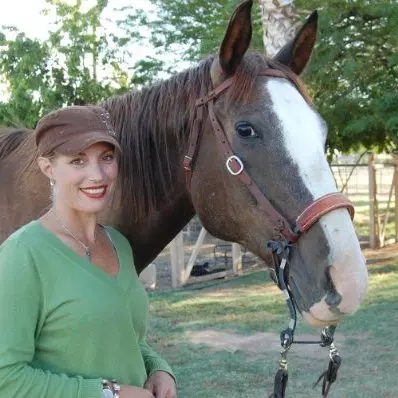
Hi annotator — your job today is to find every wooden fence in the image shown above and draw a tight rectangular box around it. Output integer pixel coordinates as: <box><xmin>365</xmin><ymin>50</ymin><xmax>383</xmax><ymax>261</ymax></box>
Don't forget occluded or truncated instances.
<box><xmin>332</xmin><ymin>152</ymin><xmax>398</xmax><ymax>249</ymax></box>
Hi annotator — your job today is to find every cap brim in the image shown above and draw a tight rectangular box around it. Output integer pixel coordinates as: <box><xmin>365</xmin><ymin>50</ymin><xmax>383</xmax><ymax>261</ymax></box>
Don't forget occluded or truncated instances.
<box><xmin>54</xmin><ymin>131</ymin><xmax>122</xmax><ymax>155</ymax></box>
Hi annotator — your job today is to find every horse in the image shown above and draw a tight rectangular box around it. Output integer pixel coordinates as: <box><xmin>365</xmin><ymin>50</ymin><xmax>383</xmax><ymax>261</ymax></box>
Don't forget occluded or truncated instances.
<box><xmin>0</xmin><ymin>0</ymin><xmax>367</xmax><ymax>331</ymax></box>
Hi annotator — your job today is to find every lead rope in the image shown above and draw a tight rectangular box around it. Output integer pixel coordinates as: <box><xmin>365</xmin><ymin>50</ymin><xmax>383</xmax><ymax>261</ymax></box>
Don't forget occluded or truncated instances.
<box><xmin>267</xmin><ymin>240</ymin><xmax>342</xmax><ymax>398</ymax></box>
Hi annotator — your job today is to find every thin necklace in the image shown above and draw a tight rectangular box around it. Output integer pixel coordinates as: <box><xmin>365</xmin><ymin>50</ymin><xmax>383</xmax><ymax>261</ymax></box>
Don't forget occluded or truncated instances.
<box><xmin>52</xmin><ymin>211</ymin><xmax>97</xmax><ymax>262</ymax></box>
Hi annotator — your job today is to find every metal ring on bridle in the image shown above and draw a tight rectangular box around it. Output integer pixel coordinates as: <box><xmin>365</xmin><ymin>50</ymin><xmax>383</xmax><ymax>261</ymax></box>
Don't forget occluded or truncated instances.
<box><xmin>226</xmin><ymin>155</ymin><xmax>244</xmax><ymax>176</ymax></box>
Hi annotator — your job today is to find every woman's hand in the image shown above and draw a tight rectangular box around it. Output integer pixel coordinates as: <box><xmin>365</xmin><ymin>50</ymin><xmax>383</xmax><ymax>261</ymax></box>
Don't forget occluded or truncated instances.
<box><xmin>144</xmin><ymin>371</ymin><xmax>177</xmax><ymax>398</ymax></box>
<box><xmin>119</xmin><ymin>384</ymin><xmax>155</xmax><ymax>398</ymax></box>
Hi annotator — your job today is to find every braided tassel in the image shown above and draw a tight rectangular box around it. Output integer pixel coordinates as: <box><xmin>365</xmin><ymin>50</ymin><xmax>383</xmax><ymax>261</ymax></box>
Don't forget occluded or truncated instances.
<box><xmin>270</xmin><ymin>343</ymin><xmax>290</xmax><ymax>398</ymax></box>
<box><xmin>314</xmin><ymin>343</ymin><xmax>342</xmax><ymax>397</ymax></box>
<box><xmin>272</xmin><ymin>367</ymin><xmax>288</xmax><ymax>398</ymax></box>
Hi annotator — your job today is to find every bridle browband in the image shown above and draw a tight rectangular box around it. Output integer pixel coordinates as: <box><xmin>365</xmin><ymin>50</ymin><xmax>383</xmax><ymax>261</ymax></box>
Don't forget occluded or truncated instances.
<box><xmin>184</xmin><ymin>68</ymin><xmax>355</xmax><ymax>397</ymax></box>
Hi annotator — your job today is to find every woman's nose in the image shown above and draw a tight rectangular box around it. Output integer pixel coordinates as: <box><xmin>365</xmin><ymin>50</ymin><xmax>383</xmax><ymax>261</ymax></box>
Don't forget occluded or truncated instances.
<box><xmin>87</xmin><ymin>162</ymin><xmax>105</xmax><ymax>182</ymax></box>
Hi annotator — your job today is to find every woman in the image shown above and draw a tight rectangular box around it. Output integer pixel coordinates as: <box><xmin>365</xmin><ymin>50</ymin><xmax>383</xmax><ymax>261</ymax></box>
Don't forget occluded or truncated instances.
<box><xmin>0</xmin><ymin>105</ymin><xmax>176</xmax><ymax>398</ymax></box>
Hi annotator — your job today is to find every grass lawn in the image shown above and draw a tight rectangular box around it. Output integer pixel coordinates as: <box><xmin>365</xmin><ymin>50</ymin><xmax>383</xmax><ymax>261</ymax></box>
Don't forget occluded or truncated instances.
<box><xmin>147</xmin><ymin>261</ymin><xmax>398</xmax><ymax>397</ymax></box>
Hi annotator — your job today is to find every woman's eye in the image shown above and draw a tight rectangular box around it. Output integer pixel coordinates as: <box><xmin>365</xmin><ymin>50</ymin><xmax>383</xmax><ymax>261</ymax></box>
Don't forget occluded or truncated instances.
<box><xmin>236</xmin><ymin>124</ymin><xmax>257</xmax><ymax>139</ymax></box>
<box><xmin>102</xmin><ymin>153</ymin><xmax>114</xmax><ymax>161</ymax></box>
<box><xmin>71</xmin><ymin>159</ymin><xmax>84</xmax><ymax>166</ymax></box>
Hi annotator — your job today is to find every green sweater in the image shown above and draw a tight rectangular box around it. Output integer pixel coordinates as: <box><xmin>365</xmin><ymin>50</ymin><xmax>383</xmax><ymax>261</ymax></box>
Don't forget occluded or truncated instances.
<box><xmin>0</xmin><ymin>220</ymin><xmax>173</xmax><ymax>398</ymax></box>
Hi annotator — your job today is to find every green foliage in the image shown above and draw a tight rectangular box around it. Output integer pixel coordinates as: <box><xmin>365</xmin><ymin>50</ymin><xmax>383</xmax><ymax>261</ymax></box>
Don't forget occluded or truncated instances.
<box><xmin>147</xmin><ymin>0</ymin><xmax>264</xmax><ymax>66</ymax></box>
<box><xmin>296</xmin><ymin>0</ymin><xmax>398</xmax><ymax>153</ymax></box>
<box><xmin>0</xmin><ymin>32</ymin><xmax>50</xmax><ymax>127</ymax></box>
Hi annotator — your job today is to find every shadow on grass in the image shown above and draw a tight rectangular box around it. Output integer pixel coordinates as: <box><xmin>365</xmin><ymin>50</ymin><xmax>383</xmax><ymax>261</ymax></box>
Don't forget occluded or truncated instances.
<box><xmin>149</xmin><ymin>271</ymin><xmax>288</xmax><ymax>335</ymax></box>
<box><xmin>367</xmin><ymin>262</ymin><xmax>398</xmax><ymax>274</ymax></box>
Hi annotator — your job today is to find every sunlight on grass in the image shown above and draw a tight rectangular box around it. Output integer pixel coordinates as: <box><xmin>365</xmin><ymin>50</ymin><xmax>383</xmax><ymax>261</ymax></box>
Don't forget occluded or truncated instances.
<box><xmin>165</xmin><ymin>286</ymin><xmax>280</xmax><ymax>309</ymax></box>
<box><xmin>366</xmin><ymin>269</ymin><xmax>398</xmax><ymax>302</ymax></box>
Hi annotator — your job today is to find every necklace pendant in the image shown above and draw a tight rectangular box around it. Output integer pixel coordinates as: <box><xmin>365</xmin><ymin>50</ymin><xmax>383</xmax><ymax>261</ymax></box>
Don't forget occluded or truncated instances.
<box><xmin>85</xmin><ymin>249</ymin><xmax>92</xmax><ymax>262</ymax></box>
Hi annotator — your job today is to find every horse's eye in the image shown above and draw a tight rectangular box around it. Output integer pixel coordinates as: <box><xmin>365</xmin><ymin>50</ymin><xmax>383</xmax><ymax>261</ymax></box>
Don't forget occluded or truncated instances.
<box><xmin>236</xmin><ymin>123</ymin><xmax>257</xmax><ymax>139</ymax></box>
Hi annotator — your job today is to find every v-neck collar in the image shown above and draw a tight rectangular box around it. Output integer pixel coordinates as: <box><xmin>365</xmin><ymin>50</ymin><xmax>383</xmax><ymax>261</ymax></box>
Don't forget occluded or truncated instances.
<box><xmin>32</xmin><ymin>220</ymin><xmax>132</xmax><ymax>292</ymax></box>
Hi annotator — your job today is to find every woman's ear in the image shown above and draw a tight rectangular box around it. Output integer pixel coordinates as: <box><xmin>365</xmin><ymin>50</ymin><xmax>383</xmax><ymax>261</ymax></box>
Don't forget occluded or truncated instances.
<box><xmin>37</xmin><ymin>156</ymin><xmax>55</xmax><ymax>181</ymax></box>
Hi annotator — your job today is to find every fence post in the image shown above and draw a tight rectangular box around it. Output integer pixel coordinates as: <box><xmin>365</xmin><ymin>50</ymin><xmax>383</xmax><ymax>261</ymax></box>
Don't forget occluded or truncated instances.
<box><xmin>181</xmin><ymin>227</ymin><xmax>207</xmax><ymax>285</ymax></box>
<box><xmin>170</xmin><ymin>232</ymin><xmax>185</xmax><ymax>288</ymax></box>
<box><xmin>368</xmin><ymin>153</ymin><xmax>379</xmax><ymax>248</ymax></box>
<box><xmin>394</xmin><ymin>154</ymin><xmax>398</xmax><ymax>242</ymax></box>
<box><xmin>232</xmin><ymin>243</ymin><xmax>242</xmax><ymax>275</ymax></box>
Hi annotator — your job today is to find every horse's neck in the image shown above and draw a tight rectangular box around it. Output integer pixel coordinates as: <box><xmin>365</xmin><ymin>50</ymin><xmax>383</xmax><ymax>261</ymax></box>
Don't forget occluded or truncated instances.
<box><xmin>118</xmin><ymin>193</ymin><xmax>195</xmax><ymax>274</ymax></box>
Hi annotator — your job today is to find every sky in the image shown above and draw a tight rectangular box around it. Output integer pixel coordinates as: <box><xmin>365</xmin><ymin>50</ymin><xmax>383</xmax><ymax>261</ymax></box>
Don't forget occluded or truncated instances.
<box><xmin>0</xmin><ymin>0</ymin><xmax>49</xmax><ymax>40</ymax></box>
<box><xmin>0</xmin><ymin>0</ymin><xmax>154</xmax><ymax>42</ymax></box>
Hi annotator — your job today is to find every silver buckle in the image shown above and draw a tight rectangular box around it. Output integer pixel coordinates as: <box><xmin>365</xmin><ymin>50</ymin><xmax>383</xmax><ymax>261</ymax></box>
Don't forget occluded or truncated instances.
<box><xmin>226</xmin><ymin>155</ymin><xmax>244</xmax><ymax>176</ymax></box>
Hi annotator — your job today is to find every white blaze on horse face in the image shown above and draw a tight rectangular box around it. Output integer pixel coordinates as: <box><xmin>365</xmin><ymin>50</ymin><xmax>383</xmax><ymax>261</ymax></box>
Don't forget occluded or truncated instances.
<box><xmin>267</xmin><ymin>79</ymin><xmax>368</xmax><ymax>324</ymax></box>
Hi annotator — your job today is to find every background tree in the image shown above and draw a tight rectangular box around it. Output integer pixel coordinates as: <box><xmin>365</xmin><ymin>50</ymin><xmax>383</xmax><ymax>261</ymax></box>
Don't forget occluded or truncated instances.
<box><xmin>147</xmin><ymin>0</ymin><xmax>264</xmax><ymax>67</ymax></box>
<box><xmin>0</xmin><ymin>31</ymin><xmax>51</xmax><ymax>127</ymax></box>
<box><xmin>259</xmin><ymin>0</ymin><xmax>300</xmax><ymax>56</ymax></box>
<box><xmin>296</xmin><ymin>0</ymin><xmax>398</xmax><ymax>153</ymax></box>
<box><xmin>0</xmin><ymin>0</ymin><xmax>144</xmax><ymax>127</ymax></box>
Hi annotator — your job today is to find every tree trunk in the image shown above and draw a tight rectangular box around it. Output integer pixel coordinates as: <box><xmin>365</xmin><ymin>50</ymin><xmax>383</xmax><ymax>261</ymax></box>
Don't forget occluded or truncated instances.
<box><xmin>259</xmin><ymin>0</ymin><xmax>300</xmax><ymax>56</ymax></box>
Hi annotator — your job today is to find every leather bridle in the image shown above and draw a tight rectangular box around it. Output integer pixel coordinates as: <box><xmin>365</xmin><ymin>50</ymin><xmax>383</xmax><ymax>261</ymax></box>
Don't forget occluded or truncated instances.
<box><xmin>184</xmin><ymin>69</ymin><xmax>354</xmax><ymax>242</ymax></box>
<box><xmin>183</xmin><ymin>68</ymin><xmax>355</xmax><ymax>397</ymax></box>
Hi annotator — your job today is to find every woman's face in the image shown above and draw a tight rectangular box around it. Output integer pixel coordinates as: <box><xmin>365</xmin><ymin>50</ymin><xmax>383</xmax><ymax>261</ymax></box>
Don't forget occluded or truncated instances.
<box><xmin>43</xmin><ymin>142</ymin><xmax>118</xmax><ymax>214</ymax></box>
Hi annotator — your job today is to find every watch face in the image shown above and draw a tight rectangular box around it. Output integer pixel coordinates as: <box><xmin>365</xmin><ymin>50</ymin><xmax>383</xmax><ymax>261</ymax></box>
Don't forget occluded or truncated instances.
<box><xmin>102</xmin><ymin>388</ymin><xmax>114</xmax><ymax>398</ymax></box>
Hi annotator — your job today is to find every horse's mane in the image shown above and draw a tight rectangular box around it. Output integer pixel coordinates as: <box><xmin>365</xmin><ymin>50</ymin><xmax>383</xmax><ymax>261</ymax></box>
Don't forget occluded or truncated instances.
<box><xmin>0</xmin><ymin>128</ymin><xmax>31</xmax><ymax>160</ymax></box>
<box><xmin>0</xmin><ymin>52</ymin><xmax>299</xmax><ymax>223</ymax></box>
<box><xmin>104</xmin><ymin>52</ymin><xmax>273</xmax><ymax>221</ymax></box>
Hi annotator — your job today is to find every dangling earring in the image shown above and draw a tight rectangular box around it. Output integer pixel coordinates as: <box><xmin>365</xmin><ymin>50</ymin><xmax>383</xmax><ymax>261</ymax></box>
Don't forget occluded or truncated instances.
<box><xmin>50</xmin><ymin>180</ymin><xmax>55</xmax><ymax>187</ymax></box>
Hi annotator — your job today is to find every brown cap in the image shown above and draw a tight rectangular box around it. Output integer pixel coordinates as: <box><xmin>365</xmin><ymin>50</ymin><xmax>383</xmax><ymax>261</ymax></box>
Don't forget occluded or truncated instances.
<box><xmin>35</xmin><ymin>105</ymin><xmax>121</xmax><ymax>156</ymax></box>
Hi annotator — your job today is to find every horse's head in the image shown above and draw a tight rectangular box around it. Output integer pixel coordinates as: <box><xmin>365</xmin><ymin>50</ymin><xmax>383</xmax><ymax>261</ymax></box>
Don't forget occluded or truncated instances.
<box><xmin>189</xmin><ymin>0</ymin><xmax>368</xmax><ymax>327</ymax></box>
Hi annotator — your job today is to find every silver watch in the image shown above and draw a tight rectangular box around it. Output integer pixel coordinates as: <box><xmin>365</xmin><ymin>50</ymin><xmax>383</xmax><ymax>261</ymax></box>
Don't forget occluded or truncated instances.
<box><xmin>102</xmin><ymin>387</ymin><xmax>113</xmax><ymax>398</ymax></box>
<box><xmin>102</xmin><ymin>379</ymin><xmax>120</xmax><ymax>398</ymax></box>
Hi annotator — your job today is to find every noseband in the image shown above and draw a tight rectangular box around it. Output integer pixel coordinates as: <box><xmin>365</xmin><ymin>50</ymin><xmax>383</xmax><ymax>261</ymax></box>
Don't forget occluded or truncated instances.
<box><xmin>184</xmin><ymin>68</ymin><xmax>355</xmax><ymax>397</ymax></box>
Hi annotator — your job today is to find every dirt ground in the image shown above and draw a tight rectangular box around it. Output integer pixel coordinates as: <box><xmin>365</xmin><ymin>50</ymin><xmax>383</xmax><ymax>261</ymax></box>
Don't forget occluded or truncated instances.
<box><xmin>185</xmin><ymin>329</ymin><xmax>352</xmax><ymax>360</ymax></box>
<box><xmin>363</xmin><ymin>241</ymin><xmax>398</xmax><ymax>264</ymax></box>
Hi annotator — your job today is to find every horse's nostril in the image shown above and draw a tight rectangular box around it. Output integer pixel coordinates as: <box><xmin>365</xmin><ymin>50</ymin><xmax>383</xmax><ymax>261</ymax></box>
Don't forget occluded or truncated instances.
<box><xmin>324</xmin><ymin>267</ymin><xmax>342</xmax><ymax>307</ymax></box>
<box><xmin>325</xmin><ymin>289</ymin><xmax>342</xmax><ymax>307</ymax></box>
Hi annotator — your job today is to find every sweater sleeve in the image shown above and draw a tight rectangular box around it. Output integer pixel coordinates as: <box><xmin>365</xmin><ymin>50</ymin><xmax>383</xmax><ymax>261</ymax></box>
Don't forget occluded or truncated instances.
<box><xmin>139</xmin><ymin>338</ymin><xmax>175</xmax><ymax>381</ymax></box>
<box><xmin>0</xmin><ymin>237</ymin><xmax>102</xmax><ymax>398</ymax></box>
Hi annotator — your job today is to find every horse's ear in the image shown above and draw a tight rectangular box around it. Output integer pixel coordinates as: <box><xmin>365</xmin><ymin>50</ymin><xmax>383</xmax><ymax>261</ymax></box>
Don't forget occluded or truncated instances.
<box><xmin>218</xmin><ymin>0</ymin><xmax>253</xmax><ymax>76</ymax></box>
<box><xmin>273</xmin><ymin>11</ymin><xmax>318</xmax><ymax>75</ymax></box>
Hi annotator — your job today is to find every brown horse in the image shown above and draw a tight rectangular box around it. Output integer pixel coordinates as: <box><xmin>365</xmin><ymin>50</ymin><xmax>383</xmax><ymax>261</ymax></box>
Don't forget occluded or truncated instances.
<box><xmin>0</xmin><ymin>0</ymin><xmax>367</xmax><ymax>328</ymax></box>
